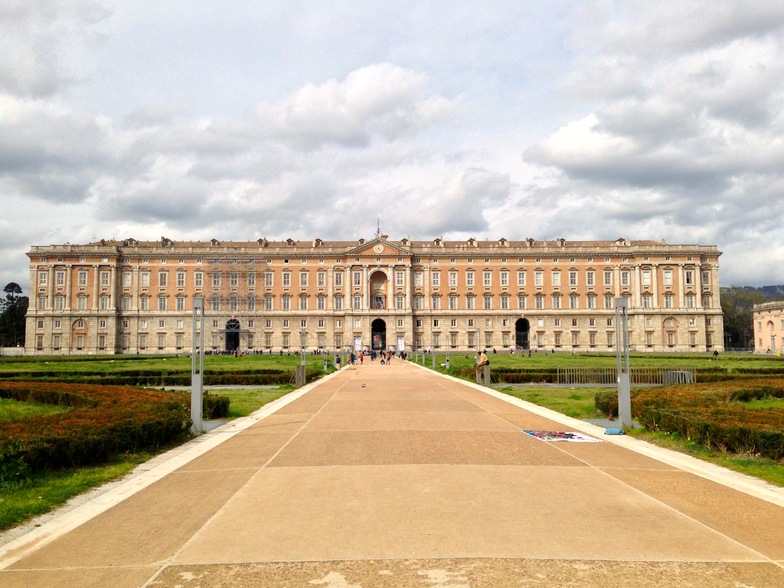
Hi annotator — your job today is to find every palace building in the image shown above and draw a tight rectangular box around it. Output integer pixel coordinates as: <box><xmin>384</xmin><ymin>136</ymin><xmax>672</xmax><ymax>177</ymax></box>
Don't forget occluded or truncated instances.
<box><xmin>752</xmin><ymin>301</ymin><xmax>784</xmax><ymax>354</ymax></box>
<box><xmin>25</xmin><ymin>235</ymin><xmax>723</xmax><ymax>355</ymax></box>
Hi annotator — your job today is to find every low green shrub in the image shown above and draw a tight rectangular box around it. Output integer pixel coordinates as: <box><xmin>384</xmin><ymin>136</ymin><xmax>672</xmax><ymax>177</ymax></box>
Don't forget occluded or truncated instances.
<box><xmin>0</xmin><ymin>382</ymin><xmax>191</xmax><ymax>481</ymax></box>
<box><xmin>627</xmin><ymin>379</ymin><xmax>784</xmax><ymax>460</ymax></box>
<box><xmin>203</xmin><ymin>393</ymin><xmax>230</xmax><ymax>419</ymax></box>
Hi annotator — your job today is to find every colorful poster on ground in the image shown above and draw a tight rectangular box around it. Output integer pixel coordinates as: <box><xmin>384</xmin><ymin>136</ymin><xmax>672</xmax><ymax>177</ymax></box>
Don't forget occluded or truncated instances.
<box><xmin>523</xmin><ymin>430</ymin><xmax>601</xmax><ymax>443</ymax></box>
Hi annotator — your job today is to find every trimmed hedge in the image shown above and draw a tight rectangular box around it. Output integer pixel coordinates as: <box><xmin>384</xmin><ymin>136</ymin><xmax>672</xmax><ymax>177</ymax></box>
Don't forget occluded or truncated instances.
<box><xmin>0</xmin><ymin>368</ymin><xmax>306</xmax><ymax>387</ymax></box>
<box><xmin>0</xmin><ymin>381</ymin><xmax>191</xmax><ymax>485</ymax></box>
<box><xmin>595</xmin><ymin>379</ymin><xmax>784</xmax><ymax>459</ymax></box>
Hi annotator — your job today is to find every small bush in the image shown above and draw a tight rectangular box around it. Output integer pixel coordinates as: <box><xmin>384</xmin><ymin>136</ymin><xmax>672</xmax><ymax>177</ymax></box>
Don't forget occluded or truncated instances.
<box><xmin>203</xmin><ymin>393</ymin><xmax>230</xmax><ymax>419</ymax></box>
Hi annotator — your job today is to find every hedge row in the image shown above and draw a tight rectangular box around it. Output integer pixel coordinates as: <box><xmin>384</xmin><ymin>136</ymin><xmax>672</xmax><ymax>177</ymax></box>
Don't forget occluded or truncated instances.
<box><xmin>0</xmin><ymin>368</ymin><xmax>308</xmax><ymax>387</ymax></box>
<box><xmin>0</xmin><ymin>381</ymin><xmax>192</xmax><ymax>485</ymax></box>
<box><xmin>595</xmin><ymin>379</ymin><xmax>784</xmax><ymax>459</ymax></box>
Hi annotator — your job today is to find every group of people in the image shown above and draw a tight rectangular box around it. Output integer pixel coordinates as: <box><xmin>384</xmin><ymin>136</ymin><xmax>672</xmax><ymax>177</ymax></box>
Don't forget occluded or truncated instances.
<box><xmin>338</xmin><ymin>349</ymin><xmax>403</xmax><ymax>367</ymax></box>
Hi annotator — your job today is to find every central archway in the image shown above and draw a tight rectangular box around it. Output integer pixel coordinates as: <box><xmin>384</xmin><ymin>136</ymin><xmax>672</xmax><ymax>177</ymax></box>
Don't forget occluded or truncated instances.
<box><xmin>371</xmin><ymin>318</ymin><xmax>386</xmax><ymax>350</ymax></box>
<box><xmin>515</xmin><ymin>318</ymin><xmax>530</xmax><ymax>350</ymax></box>
<box><xmin>225</xmin><ymin>319</ymin><xmax>240</xmax><ymax>352</ymax></box>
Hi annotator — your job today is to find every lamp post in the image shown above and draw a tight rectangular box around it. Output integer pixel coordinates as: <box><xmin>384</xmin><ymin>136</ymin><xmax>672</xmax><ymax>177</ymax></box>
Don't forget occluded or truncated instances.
<box><xmin>615</xmin><ymin>298</ymin><xmax>632</xmax><ymax>427</ymax></box>
<box><xmin>190</xmin><ymin>298</ymin><xmax>205</xmax><ymax>434</ymax></box>
<box><xmin>300</xmin><ymin>329</ymin><xmax>306</xmax><ymax>367</ymax></box>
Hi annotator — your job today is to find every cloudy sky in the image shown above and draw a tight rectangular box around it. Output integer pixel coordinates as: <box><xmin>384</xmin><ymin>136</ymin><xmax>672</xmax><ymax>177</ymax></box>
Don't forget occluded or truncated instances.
<box><xmin>2</xmin><ymin>1</ymin><xmax>783</xmax><ymax>291</ymax></box>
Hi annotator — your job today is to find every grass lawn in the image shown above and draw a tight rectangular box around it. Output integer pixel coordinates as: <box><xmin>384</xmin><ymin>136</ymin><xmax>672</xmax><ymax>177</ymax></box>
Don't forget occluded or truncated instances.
<box><xmin>494</xmin><ymin>385</ymin><xmax>609</xmax><ymax>420</ymax></box>
<box><xmin>0</xmin><ymin>397</ymin><xmax>70</xmax><ymax>420</ymax></box>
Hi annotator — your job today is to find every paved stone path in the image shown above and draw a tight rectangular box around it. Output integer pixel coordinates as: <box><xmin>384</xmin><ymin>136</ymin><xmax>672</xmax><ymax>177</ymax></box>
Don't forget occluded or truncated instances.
<box><xmin>1</xmin><ymin>359</ymin><xmax>783</xmax><ymax>587</ymax></box>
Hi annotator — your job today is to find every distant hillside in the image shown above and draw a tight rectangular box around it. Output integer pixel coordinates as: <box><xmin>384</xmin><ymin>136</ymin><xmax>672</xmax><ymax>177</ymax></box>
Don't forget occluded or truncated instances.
<box><xmin>721</xmin><ymin>285</ymin><xmax>784</xmax><ymax>301</ymax></box>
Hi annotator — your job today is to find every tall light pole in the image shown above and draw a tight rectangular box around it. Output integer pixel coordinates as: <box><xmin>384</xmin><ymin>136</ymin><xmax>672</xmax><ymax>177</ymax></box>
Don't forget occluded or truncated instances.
<box><xmin>615</xmin><ymin>298</ymin><xmax>632</xmax><ymax>427</ymax></box>
<box><xmin>191</xmin><ymin>298</ymin><xmax>205</xmax><ymax>434</ymax></box>
<box><xmin>300</xmin><ymin>329</ymin><xmax>306</xmax><ymax>367</ymax></box>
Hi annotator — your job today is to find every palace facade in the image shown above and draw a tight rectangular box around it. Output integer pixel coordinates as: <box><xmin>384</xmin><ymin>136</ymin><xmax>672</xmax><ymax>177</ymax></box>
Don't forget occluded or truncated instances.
<box><xmin>25</xmin><ymin>236</ymin><xmax>723</xmax><ymax>355</ymax></box>
<box><xmin>752</xmin><ymin>301</ymin><xmax>784</xmax><ymax>354</ymax></box>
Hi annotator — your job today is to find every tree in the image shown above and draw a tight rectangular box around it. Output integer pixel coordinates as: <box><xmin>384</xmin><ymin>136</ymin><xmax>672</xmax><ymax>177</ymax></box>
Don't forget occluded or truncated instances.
<box><xmin>720</xmin><ymin>286</ymin><xmax>767</xmax><ymax>350</ymax></box>
<box><xmin>0</xmin><ymin>282</ymin><xmax>28</xmax><ymax>347</ymax></box>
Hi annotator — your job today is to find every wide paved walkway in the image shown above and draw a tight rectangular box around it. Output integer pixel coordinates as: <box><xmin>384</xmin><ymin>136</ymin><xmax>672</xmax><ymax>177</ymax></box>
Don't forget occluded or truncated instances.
<box><xmin>2</xmin><ymin>359</ymin><xmax>783</xmax><ymax>587</ymax></box>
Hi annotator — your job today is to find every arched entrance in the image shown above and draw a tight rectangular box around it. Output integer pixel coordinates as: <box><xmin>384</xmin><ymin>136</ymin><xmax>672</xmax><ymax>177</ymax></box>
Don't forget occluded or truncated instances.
<box><xmin>369</xmin><ymin>270</ymin><xmax>389</xmax><ymax>309</ymax></box>
<box><xmin>225</xmin><ymin>319</ymin><xmax>240</xmax><ymax>352</ymax></box>
<box><xmin>515</xmin><ymin>318</ymin><xmax>530</xmax><ymax>350</ymax></box>
<box><xmin>371</xmin><ymin>318</ymin><xmax>386</xmax><ymax>350</ymax></box>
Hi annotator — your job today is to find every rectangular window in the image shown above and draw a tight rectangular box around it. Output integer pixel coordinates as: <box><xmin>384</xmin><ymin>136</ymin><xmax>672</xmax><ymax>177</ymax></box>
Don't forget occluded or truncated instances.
<box><xmin>334</xmin><ymin>272</ymin><xmax>342</xmax><ymax>287</ymax></box>
<box><xmin>300</xmin><ymin>272</ymin><xmax>308</xmax><ymax>287</ymax></box>
<box><xmin>282</xmin><ymin>297</ymin><xmax>291</xmax><ymax>310</ymax></box>
<box><xmin>483</xmin><ymin>296</ymin><xmax>492</xmax><ymax>310</ymax></box>
<box><xmin>140</xmin><ymin>297</ymin><xmax>149</xmax><ymax>311</ymax></box>
<box><xmin>604</xmin><ymin>270</ymin><xmax>612</xmax><ymax>286</ymax></box>
<box><xmin>299</xmin><ymin>297</ymin><xmax>308</xmax><ymax>310</ymax></box>
<box><xmin>500</xmin><ymin>271</ymin><xmax>509</xmax><ymax>287</ymax></box>
<box><xmin>663</xmin><ymin>269</ymin><xmax>672</xmax><ymax>286</ymax></box>
<box><xmin>396</xmin><ymin>271</ymin><xmax>405</xmax><ymax>286</ymax></box>
<box><xmin>158</xmin><ymin>297</ymin><xmax>167</xmax><ymax>311</ymax></box>
<box><xmin>229</xmin><ymin>272</ymin><xmax>239</xmax><ymax>287</ymax></box>
<box><xmin>159</xmin><ymin>271</ymin><xmax>168</xmax><ymax>287</ymax></box>
<box><xmin>685</xmin><ymin>270</ymin><xmax>694</xmax><ymax>285</ymax></box>
<box><xmin>176</xmin><ymin>297</ymin><xmax>185</xmax><ymax>311</ymax></box>
<box><xmin>248</xmin><ymin>271</ymin><xmax>256</xmax><ymax>286</ymax></box>
<box><xmin>501</xmin><ymin>296</ymin><xmax>509</xmax><ymax>310</ymax></box>
<box><xmin>483</xmin><ymin>271</ymin><xmax>492</xmax><ymax>287</ymax></box>
<box><xmin>212</xmin><ymin>272</ymin><xmax>221</xmax><ymax>287</ymax></box>
<box><xmin>77</xmin><ymin>296</ymin><xmax>87</xmax><ymax>310</ymax></box>
<box><xmin>317</xmin><ymin>272</ymin><xmax>325</xmax><ymax>287</ymax></box>
<box><xmin>177</xmin><ymin>271</ymin><xmax>185</xmax><ymax>287</ymax></box>
<box><xmin>195</xmin><ymin>272</ymin><xmax>203</xmax><ymax>287</ymax></box>
<box><xmin>535</xmin><ymin>270</ymin><xmax>543</xmax><ymax>287</ymax></box>
<box><xmin>38</xmin><ymin>271</ymin><xmax>48</xmax><ymax>286</ymax></box>
<box><xmin>535</xmin><ymin>296</ymin><xmax>544</xmax><ymax>309</ymax></box>
<box><xmin>432</xmin><ymin>296</ymin><xmax>441</xmax><ymax>309</ymax></box>
<box><xmin>282</xmin><ymin>272</ymin><xmax>291</xmax><ymax>287</ymax></box>
<box><xmin>569</xmin><ymin>294</ymin><xmax>579</xmax><ymax>309</ymax></box>
<box><xmin>448</xmin><ymin>271</ymin><xmax>457</xmax><ymax>287</ymax></box>
<box><xmin>317</xmin><ymin>296</ymin><xmax>325</xmax><ymax>310</ymax></box>
<box><xmin>264</xmin><ymin>297</ymin><xmax>273</xmax><ymax>310</ymax></box>
<box><xmin>100</xmin><ymin>271</ymin><xmax>110</xmax><ymax>286</ymax></box>
<box><xmin>265</xmin><ymin>272</ymin><xmax>274</xmax><ymax>287</ymax></box>
<box><xmin>466</xmin><ymin>296</ymin><xmax>474</xmax><ymax>310</ymax></box>
<box><xmin>353</xmin><ymin>296</ymin><xmax>361</xmax><ymax>309</ymax></box>
<box><xmin>449</xmin><ymin>296</ymin><xmax>458</xmax><ymax>310</ymax></box>
<box><xmin>604</xmin><ymin>294</ymin><xmax>613</xmax><ymax>309</ymax></box>
<box><xmin>517</xmin><ymin>270</ymin><xmax>526</xmax><ymax>287</ymax></box>
<box><xmin>552</xmin><ymin>295</ymin><xmax>561</xmax><ymax>309</ymax></box>
<box><xmin>569</xmin><ymin>271</ymin><xmax>578</xmax><ymax>286</ymax></box>
<box><xmin>518</xmin><ymin>295</ymin><xmax>526</xmax><ymax>309</ymax></box>
<box><xmin>586</xmin><ymin>271</ymin><xmax>595</xmax><ymax>286</ymax></box>
<box><xmin>432</xmin><ymin>272</ymin><xmax>440</xmax><ymax>287</ymax></box>
<box><xmin>702</xmin><ymin>270</ymin><xmax>710</xmax><ymax>284</ymax></box>
<box><xmin>641</xmin><ymin>270</ymin><xmax>651</xmax><ymax>286</ymax></box>
<box><xmin>587</xmin><ymin>295</ymin><xmax>596</xmax><ymax>309</ymax></box>
<box><xmin>621</xmin><ymin>271</ymin><xmax>630</xmax><ymax>286</ymax></box>
<box><xmin>466</xmin><ymin>272</ymin><xmax>474</xmax><ymax>287</ymax></box>
<box><xmin>78</xmin><ymin>271</ymin><xmax>88</xmax><ymax>286</ymax></box>
<box><xmin>353</xmin><ymin>271</ymin><xmax>362</xmax><ymax>286</ymax></box>
<box><xmin>335</xmin><ymin>296</ymin><xmax>343</xmax><ymax>310</ymax></box>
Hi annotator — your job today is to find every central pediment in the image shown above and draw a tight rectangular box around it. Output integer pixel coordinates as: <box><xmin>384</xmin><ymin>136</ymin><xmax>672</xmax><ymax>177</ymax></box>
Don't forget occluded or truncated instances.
<box><xmin>344</xmin><ymin>237</ymin><xmax>412</xmax><ymax>258</ymax></box>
